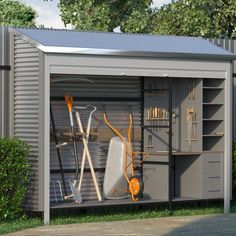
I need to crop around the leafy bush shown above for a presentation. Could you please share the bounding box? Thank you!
[0,138,29,220]
[233,141,236,201]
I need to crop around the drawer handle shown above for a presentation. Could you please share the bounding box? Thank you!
[208,176,220,179]
[208,189,220,192]
[208,161,220,163]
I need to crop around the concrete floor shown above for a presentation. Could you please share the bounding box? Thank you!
[4,213,236,236]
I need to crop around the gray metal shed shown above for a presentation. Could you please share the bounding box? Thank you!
[3,27,235,224]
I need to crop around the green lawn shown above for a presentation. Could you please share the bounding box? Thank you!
[0,202,235,235]
[0,218,42,235]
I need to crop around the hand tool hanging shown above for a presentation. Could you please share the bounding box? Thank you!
[188,79,196,100]
[50,103,68,199]
[186,107,197,145]
[75,106,102,202]
[65,95,82,204]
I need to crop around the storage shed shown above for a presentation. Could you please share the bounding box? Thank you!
[6,27,235,224]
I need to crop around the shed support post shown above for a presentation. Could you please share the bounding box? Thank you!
[224,66,232,214]
[42,59,50,225]
[0,74,5,138]
[43,210,50,225]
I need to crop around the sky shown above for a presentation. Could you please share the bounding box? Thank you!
[19,0,172,29]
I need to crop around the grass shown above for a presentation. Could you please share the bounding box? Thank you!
[0,202,235,235]
[0,217,42,235]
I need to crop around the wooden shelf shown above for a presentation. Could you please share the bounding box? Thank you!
[203,103,223,105]
[144,89,169,92]
[203,87,223,90]
[147,151,201,156]
[203,134,224,137]
[202,151,224,153]
[203,119,223,122]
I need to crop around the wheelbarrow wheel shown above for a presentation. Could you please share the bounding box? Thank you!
[129,176,144,199]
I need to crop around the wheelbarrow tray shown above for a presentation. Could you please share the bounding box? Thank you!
[103,136,131,199]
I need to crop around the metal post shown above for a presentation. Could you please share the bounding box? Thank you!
[141,77,144,179]
[50,104,68,197]
[224,66,232,214]
[168,77,173,213]
[43,58,50,225]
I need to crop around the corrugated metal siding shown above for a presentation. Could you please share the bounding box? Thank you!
[208,38,235,53]
[0,27,9,138]
[13,35,40,210]
[50,77,142,202]
[208,38,236,139]
[51,76,141,98]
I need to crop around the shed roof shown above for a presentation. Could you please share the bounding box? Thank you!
[9,27,236,60]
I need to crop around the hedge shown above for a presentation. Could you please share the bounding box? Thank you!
[0,138,29,220]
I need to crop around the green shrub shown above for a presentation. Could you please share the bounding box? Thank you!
[233,141,236,201]
[0,138,30,220]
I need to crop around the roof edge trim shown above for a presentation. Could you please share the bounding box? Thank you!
[41,46,235,60]
[8,27,44,50]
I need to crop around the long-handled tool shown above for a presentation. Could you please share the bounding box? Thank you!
[75,107,102,202]
[75,105,97,193]
[50,103,68,199]
[65,95,82,203]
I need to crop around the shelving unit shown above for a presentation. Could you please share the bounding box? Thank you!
[201,78,224,199]
[202,78,224,152]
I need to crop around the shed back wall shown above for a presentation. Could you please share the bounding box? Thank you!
[50,76,142,201]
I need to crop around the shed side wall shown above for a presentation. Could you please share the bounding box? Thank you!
[0,27,9,138]
[12,35,42,211]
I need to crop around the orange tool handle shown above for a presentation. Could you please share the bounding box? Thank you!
[65,95,73,112]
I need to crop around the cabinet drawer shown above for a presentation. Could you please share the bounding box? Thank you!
[202,152,223,170]
[202,168,223,182]
[202,180,223,199]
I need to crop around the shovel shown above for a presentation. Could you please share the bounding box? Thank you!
[65,95,82,204]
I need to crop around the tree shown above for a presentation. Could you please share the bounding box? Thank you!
[150,0,236,38]
[0,0,36,27]
[59,0,152,33]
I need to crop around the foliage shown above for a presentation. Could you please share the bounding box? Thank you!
[0,0,36,27]
[58,0,152,33]
[151,0,236,38]
[54,0,236,38]
[0,138,30,220]
[0,217,41,235]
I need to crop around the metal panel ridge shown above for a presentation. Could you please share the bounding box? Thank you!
[8,27,236,61]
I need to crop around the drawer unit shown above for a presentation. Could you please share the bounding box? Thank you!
[201,152,224,198]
